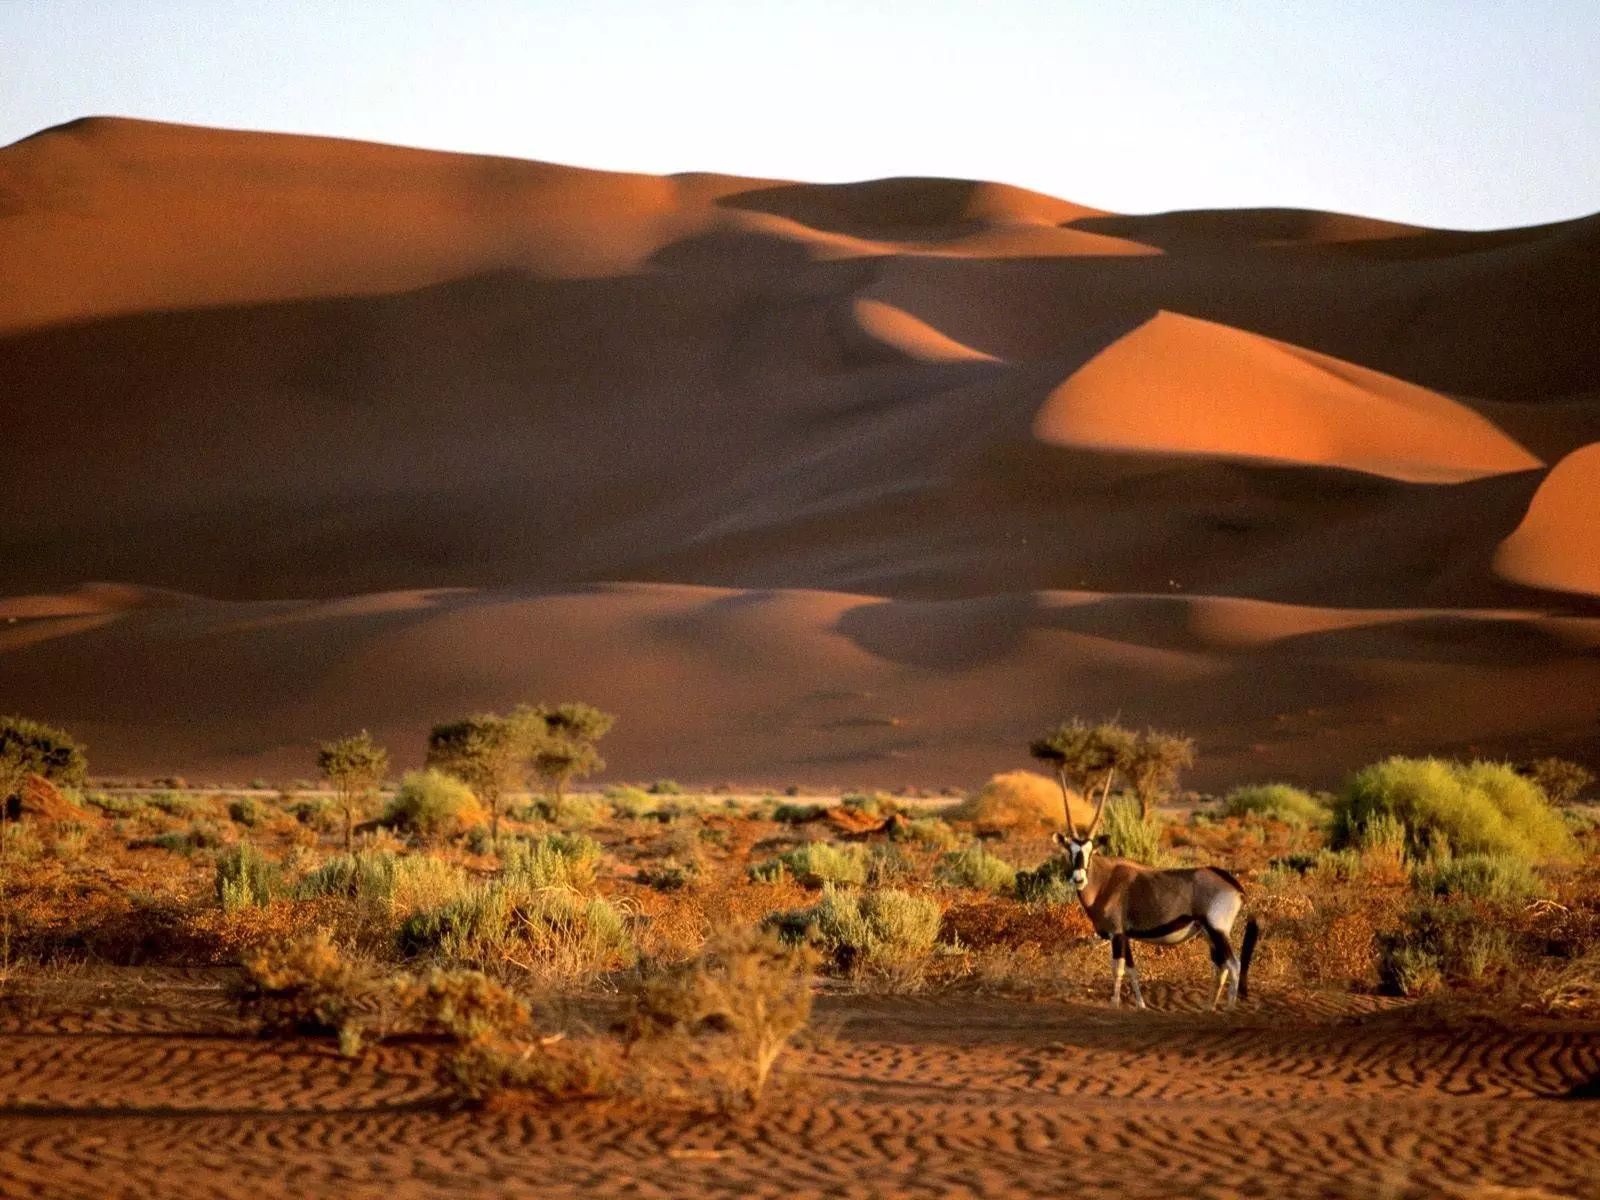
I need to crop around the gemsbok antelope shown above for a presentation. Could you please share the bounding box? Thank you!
[1057,787,1260,1011]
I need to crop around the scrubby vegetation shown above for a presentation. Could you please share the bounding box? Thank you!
[1222,783,1326,829]
[382,770,485,842]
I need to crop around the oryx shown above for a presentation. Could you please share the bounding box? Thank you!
[1056,786,1259,1011]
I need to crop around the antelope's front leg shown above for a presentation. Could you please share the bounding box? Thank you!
[1110,934,1126,1008]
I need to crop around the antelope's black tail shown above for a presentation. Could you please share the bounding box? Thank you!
[1238,918,1261,1002]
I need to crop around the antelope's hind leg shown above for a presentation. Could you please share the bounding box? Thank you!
[1204,923,1234,1012]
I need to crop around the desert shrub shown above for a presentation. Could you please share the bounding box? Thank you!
[1332,757,1576,864]
[1100,797,1168,865]
[400,879,631,976]
[772,802,826,824]
[1,715,88,814]
[648,779,684,795]
[153,818,226,853]
[947,770,1090,833]
[318,731,389,854]
[289,796,337,831]
[773,886,942,974]
[147,791,204,817]
[864,843,919,887]
[606,786,655,819]
[1520,757,1594,806]
[86,793,144,818]
[297,849,470,915]
[1378,903,1517,995]
[501,832,601,892]
[629,929,816,1109]
[839,791,899,819]
[215,841,280,910]
[235,929,373,1045]
[936,845,1017,893]
[46,821,92,863]
[540,793,610,828]
[393,968,530,1044]
[1221,783,1326,828]
[1536,949,1600,1017]
[383,770,486,842]
[1014,855,1076,904]
[748,841,867,887]
[637,858,700,891]
[892,815,959,851]
[1412,853,1544,904]
[1,821,43,861]
[227,796,266,828]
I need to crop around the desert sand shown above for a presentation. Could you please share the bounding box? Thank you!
[2,116,1598,787]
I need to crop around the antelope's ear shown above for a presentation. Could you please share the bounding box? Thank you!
[1052,831,1071,850]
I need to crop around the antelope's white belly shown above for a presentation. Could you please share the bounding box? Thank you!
[1134,922,1200,946]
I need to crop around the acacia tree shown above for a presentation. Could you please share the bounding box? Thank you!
[317,731,389,853]
[1029,719,1137,835]
[1126,729,1197,819]
[425,714,525,844]
[519,702,616,819]
[1521,757,1594,807]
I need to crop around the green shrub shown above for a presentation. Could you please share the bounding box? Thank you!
[1332,757,1576,864]
[773,885,943,972]
[1521,757,1593,806]
[1412,853,1544,904]
[235,930,372,1044]
[772,803,826,825]
[892,816,959,851]
[227,796,266,828]
[865,843,918,887]
[1015,856,1077,904]
[935,845,1016,893]
[1,715,88,808]
[86,793,145,818]
[1378,903,1517,994]
[400,879,630,976]
[216,841,279,910]
[152,819,225,852]
[748,841,867,887]
[501,832,601,892]
[1100,797,1168,865]
[1221,783,1326,828]
[605,786,656,819]
[298,850,469,915]
[647,779,684,795]
[148,791,205,817]
[637,858,700,891]
[393,968,530,1045]
[383,770,486,841]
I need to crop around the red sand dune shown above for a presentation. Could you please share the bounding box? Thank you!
[1,117,1597,785]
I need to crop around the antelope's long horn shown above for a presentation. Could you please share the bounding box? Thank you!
[1085,769,1114,838]
[1057,769,1080,840]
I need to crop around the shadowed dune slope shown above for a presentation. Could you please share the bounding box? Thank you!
[2,117,1598,781]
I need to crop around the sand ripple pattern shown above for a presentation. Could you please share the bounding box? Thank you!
[2,994,1597,1199]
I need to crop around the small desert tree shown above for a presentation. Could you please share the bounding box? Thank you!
[1126,728,1196,819]
[1029,719,1137,832]
[426,715,526,844]
[317,731,389,853]
[519,702,615,819]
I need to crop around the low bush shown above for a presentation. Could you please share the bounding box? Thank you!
[605,786,655,819]
[399,878,631,977]
[629,929,816,1109]
[772,886,942,974]
[215,841,280,910]
[86,793,145,818]
[227,796,267,828]
[637,858,700,891]
[235,930,373,1049]
[501,832,601,892]
[936,845,1017,893]
[1412,853,1544,904]
[382,770,486,842]
[1331,757,1576,864]
[772,803,827,825]
[1014,855,1076,904]
[1520,757,1594,806]
[1377,903,1517,996]
[393,968,530,1044]
[1221,783,1326,828]
[297,849,470,916]
[647,780,684,796]
[1100,798,1168,865]
[947,770,1092,833]
[152,818,226,853]
[892,816,959,851]
[147,792,206,817]
[748,841,867,887]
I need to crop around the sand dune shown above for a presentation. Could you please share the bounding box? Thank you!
[1034,311,1542,482]
[1494,442,1600,598]
[1,117,1597,782]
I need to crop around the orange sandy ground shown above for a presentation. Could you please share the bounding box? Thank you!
[2,980,1597,1200]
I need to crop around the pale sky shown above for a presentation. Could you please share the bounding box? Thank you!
[3,1,1596,230]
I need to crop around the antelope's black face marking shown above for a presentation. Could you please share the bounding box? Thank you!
[1053,832,1094,888]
